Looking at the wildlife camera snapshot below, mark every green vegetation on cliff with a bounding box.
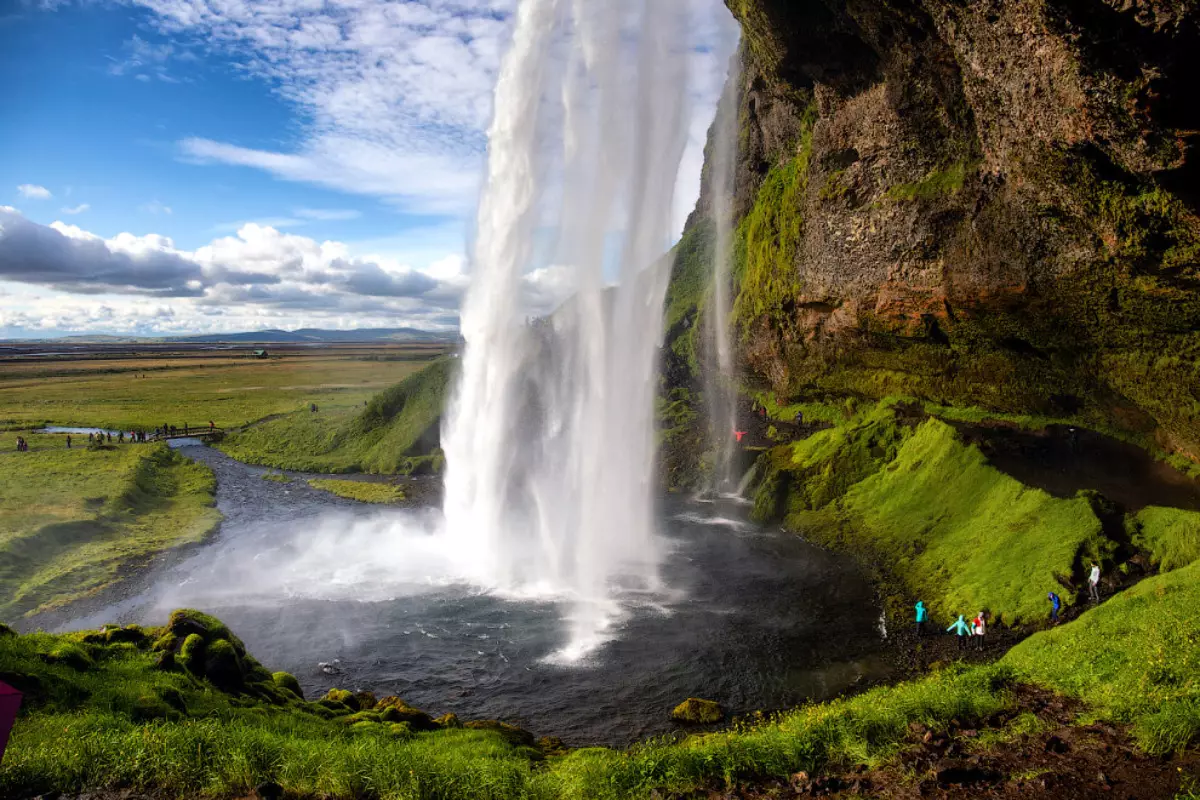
[0,442,220,620]
[307,478,407,504]
[219,357,454,474]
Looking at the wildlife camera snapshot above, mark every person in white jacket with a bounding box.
[972,611,987,651]
[1088,562,1102,602]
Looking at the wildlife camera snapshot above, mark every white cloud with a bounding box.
[121,0,735,225]
[61,203,90,214]
[295,208,361,221]
[17,184,51,199]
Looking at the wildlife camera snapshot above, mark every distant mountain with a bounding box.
[0,328,458,345]
[170,327,456,344]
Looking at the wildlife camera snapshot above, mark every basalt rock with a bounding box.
[671,697,724,724]
[669,0,1200,466]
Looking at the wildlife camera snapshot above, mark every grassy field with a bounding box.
[0,345,448,431]
[0,438,220,620]
[218,357,453,474]
[307,478,406,504]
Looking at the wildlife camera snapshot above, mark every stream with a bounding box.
[61,445,892,746]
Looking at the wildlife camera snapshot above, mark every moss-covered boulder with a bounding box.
[375,695,437,730]
[671,697,723,724]
[178,633,206,674]
[387,722,414,738]
[104,624,148,646]
[323,688,359,710]
[0,622,15,637]
[166,609,245,655]
[354,690,377,710]
[272,671,303,699]
[463,719,537,748]
[203,638,245,690]
[40,642,93,671]
[434,712,461,729]
[537,736,570,757]
[130,693,179,722]
[342,710,384,724]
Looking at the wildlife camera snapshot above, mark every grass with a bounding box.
[0,346,446,431]
[0,441,220,620]
[307,479,405,504]
[1133,506,1200,572]
[1003,559,1200,754]
[218,358,453,474]
[883,159,974,202]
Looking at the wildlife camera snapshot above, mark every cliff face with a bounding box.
[694,0,1200,462]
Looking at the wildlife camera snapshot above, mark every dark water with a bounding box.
[63,446,890,746]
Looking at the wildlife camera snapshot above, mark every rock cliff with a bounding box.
[670,0,1200,468]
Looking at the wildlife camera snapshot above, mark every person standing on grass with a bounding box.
[66,434,72,449]
[88,432,94,444]
[118,431,124,444]
[947,614,972,649]
[1088,562,1102,602]
[914,600,928,637]
[1048,592,1061,624]
[972,611,987,650]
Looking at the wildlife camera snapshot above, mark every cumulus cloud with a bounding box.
[117,0,735,224]
[61,203,90,214]
[17,184,51,199]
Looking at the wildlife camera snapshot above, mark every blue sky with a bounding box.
[0,0,736,337]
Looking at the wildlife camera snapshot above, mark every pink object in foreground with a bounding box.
[0,680,21,764]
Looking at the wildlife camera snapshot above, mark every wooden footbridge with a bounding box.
[147,426,224,442]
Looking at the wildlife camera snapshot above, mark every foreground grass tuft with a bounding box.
[307,478,406,504]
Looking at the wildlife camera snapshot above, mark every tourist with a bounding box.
[794,410,804,426]
[947,614,972,649]
[118,431,124,444]
[972,611,987,651]
[734,429,747,443]
[1088,562,1102,603]
[1048,591,1061,624]
[88,432,95,444]
[209,420,215,431]
[106,432,112,443]
[184,423,189,435]
[914,600,928,637]
[66,435,72,449]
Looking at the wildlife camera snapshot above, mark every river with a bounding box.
[60,444,891,746]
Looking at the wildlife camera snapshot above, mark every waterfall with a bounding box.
[705,55,741,494]
[440,0,701,661]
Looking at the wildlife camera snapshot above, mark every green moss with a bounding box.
[203,638,244,690]
[178,634,205,675]
[884,160,973,202]
[271,671,303,699]
[1132,507,1200,572]
[838,418,1109,625]
[261,471,291,483]
[323,688,359,711]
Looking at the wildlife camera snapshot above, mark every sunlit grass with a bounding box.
[307,478,405,504]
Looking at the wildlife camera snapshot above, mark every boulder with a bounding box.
[671,697,723,724]
[375,695,437,730]
[323,688,359,710]
[434,712,461,729]
[178,633,206,674]
[0,622,15,638]
[105,624,147,646]
[272,671,304,699]
[203,638,245,690]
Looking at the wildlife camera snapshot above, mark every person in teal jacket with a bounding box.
[947,614,972,649]
[914,601,928,637]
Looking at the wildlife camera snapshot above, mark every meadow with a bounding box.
[0,344,448,431]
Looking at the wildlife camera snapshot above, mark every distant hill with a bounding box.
[1,328,457,345]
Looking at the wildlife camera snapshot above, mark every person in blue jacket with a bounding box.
[1048,592,1061,624]
[947,614,972,649]
[914,601,928,637]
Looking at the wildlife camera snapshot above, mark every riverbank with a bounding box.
[0,436,221,621]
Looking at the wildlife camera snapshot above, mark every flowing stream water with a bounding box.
[61,445,891,746]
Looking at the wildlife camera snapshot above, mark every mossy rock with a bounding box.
[105,624,147,646]
[355,690,377,709]
[203,638,245,690]
[272,671,304,699]
[342,710,383,724]
[349,720,382,733]
[166,608,245,655]
[323,688,359,710]
[153,650,177,672]
[317,698,352,714]
[434,712,461,729]
[159,687,187,713]
[130,694,179,722]
[152,632,179,653]
[0,622,15,638]
[671,697,723,724]
[387,722,414,738]
[178,633,206,675]
[40,643,93,671]
[463,719,537,748]
[375,695,436,731]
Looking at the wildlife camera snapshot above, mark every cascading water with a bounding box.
[704,56,741,494]
[440,0,702,661]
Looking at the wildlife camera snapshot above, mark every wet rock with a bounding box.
[354,690,377,710]
[323,688,359,710]
[318,660,342,675]
[375,695,437,730]
[537,736,569,757]
[434,712,461,729]
[671,697,724,724]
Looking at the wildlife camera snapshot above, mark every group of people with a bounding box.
[914,601,988,650]
[914,562,1106,651]
[13,436,28,451]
